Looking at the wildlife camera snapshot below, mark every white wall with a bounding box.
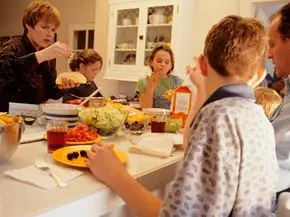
[190,0,239,56]
[0,0,31,36]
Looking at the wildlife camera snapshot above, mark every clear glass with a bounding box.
[151,113,168,133]
[46,121,68,153]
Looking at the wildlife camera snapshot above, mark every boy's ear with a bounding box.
[25,23,33,32]
[199,55,208,77]
[252,68,267,87]
[79,63,85,71]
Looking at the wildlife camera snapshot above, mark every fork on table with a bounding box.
[35,158,68,187]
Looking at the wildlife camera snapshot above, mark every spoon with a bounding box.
[79,87,102,106]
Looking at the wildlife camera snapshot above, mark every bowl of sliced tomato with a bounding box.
[44,124,102,145]
[65,124,102,145]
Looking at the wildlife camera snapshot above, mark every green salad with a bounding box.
[165,117,182,132]
[78,107,126,136]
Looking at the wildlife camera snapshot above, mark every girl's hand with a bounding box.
[147,73,161,90]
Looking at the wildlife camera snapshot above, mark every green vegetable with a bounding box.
[165,117,182,132]
[78,107,126,136]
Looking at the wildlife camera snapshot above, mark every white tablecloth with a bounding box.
[0,131,184,217]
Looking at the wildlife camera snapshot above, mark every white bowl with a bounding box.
[146,42,155,49]
[149,14,167,24]
[45,117,79,127]
[122,18,132,26]
[41,104,79,127]
[41,103,78,116]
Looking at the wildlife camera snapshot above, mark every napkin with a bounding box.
[129,135,175,158]
[20,131,46,144]
[139,133,183,146]
[3,163,83,190]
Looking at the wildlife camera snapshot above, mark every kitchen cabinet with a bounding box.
[102,0,195,82]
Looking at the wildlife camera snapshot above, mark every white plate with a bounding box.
[44,116,79,121]
[41,103,79,116]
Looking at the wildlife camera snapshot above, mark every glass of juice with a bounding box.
[151,110,168,133]
[46,120,68,153]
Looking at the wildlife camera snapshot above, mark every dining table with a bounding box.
[0,125,184,217]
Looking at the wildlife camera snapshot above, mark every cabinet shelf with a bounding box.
[115,49,137,51]
[147,23,172,27]
[117,25,138,28]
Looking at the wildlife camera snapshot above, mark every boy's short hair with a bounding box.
[69,49,103,71]
[254,87,282,117]
[23,1,60,34]
[204,15,267,82]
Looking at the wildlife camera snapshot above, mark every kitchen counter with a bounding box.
[0,130,184,217]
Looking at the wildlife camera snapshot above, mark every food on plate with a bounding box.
[125,114,152,131]
[0,114,21,125]
[162,88,176,101]
[67,151,80,160]
[165,116,182,132]
[55,72,87,85]
[65,99,83,105]
[80,150,88,158]
[67,150,88,160]
[78,107,126,136]
[66,124,100,142]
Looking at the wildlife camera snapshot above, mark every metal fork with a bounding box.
[35,158,68,187]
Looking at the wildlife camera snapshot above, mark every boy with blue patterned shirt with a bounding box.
[86,15,278,217]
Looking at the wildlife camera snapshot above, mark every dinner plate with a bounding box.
[52,145,127,168]
[43,132,102,145]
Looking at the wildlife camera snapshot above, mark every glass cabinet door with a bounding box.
[114,8,139,66]
[144,5,174,66]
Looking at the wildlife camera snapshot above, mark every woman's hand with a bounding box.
[87,143,127,185]
[35,42,71,63]
[57,77,80,89]
[147,73,161,90]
